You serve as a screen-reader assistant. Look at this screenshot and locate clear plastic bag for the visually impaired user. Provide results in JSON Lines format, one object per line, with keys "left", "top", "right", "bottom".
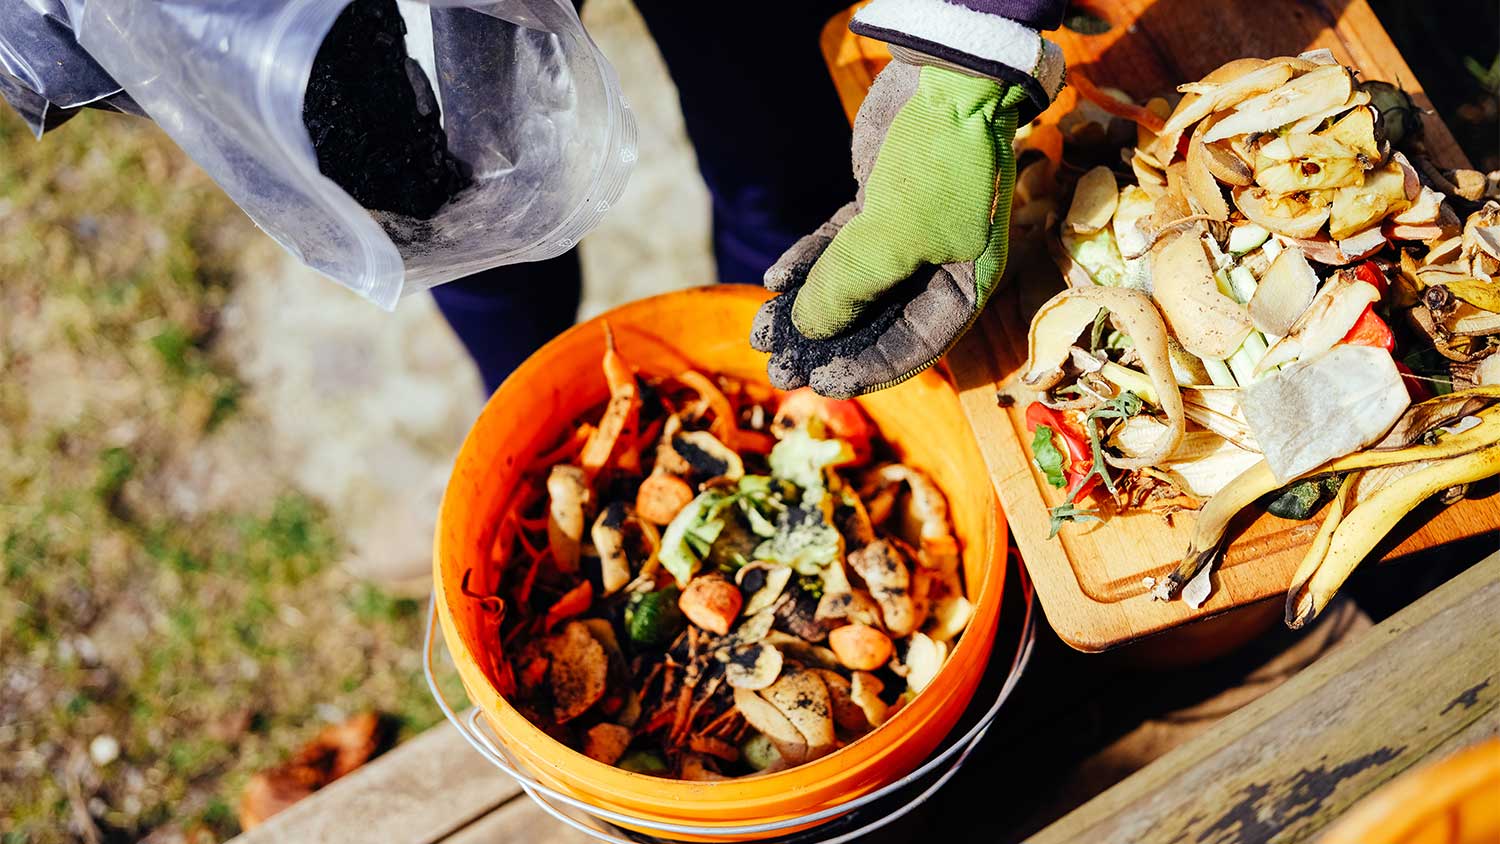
{"left": 73, "top": 0, "right": 637, "bottom": 309}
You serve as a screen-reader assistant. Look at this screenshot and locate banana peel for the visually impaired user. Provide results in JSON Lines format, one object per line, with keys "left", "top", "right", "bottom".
{"left": 1285, "top": 443, "right": 1500, "bottom": 627}
{"left": 1374, "top": 384, "right": 1500, "bottom": 448}
{"left": 1153, "top": 395, "right": 1500, "bottom": 602}
{"left": 1283, "top": 473, "right": 1352, "bottom": 618}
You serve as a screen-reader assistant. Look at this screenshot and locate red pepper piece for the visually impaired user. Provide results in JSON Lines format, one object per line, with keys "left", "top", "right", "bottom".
{"left": 1353, "top": 261, "right": 1388, "bottom": 297}
{"left": 1341, "top": 306, "right": 1395, "bottom": 352}
{"left": 543, "top": 580, "right": 593, "bottom": 632}
{"left": 1024, "top": 402, "right": 1099, "bottom": 498}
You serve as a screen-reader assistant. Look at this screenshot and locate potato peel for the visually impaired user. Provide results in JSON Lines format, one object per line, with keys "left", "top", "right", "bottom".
{"left": 1185, "top": 122, "right": 1231, "bottom": 221}
{"left": 547, "top": 621, "right": 609, "bottom": 724}
{"left": 1066, "top": 166, "right": 1121, "bottom": 234}
{"left": 1202, "top": 140, "right": 1254, "bottom": 187}
{"left": 1023, "top": 286, "right": 1186, "bottom": 468}
{"left": 1151, "top": 232, "right": 1254, "bottom": 361}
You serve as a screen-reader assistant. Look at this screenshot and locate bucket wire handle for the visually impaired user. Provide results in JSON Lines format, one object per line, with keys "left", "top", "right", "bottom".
{"left": 424, "top": 563, "right": 1036, "bottom": 843}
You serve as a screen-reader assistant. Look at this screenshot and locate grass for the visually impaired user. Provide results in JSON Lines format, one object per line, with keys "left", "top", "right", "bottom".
{"left": 0, "top": 108, "right": 456, "bottom": 843}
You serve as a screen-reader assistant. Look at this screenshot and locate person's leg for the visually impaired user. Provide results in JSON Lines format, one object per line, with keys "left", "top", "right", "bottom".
{"left": 630, "top": 1, "right": 857, "bottom": 285}
{"left": 428, "top": 0, "right": 588, "bottom": 395}
{"left": 430, "top": 252, "right": 583, "bottom": 395}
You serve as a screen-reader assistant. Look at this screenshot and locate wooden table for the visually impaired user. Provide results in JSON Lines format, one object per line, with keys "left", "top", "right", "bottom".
{"left": 1024, "top": 550, "right": 1500, "bottom": 844}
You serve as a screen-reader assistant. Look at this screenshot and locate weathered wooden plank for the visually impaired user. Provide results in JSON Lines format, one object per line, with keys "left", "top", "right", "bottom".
{"left": 441, "top": 794, "right": 600, "bottom": 844}
{"left": 1025, "top": 551, "right": 1500, "bottom": 844}
{"left": 230, "top": 719, "right": 521, "bottom": 844}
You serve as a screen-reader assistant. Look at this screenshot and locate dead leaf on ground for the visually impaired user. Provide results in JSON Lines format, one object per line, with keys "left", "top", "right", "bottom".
{"left": 238, "top": 711, "right": 387, "bottom": 830}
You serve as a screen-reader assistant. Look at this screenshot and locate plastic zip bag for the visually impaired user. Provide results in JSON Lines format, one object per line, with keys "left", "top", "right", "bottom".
{"left": 70, "top": 0, "right": 636, "bottom": 309}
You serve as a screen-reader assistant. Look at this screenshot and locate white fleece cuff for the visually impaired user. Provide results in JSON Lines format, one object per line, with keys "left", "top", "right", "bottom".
{"left": 853, "top": 0, "right": 1065, "bottom": 103}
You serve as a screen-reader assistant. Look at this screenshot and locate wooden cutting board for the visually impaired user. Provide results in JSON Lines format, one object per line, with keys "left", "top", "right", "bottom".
{"left": 945, "top": 0, "right": 1500, "bottom": 652}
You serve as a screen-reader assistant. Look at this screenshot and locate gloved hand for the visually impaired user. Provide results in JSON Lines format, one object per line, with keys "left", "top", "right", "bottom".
{"left": 751, "top": 0, "right": 1066, "bottom": 398}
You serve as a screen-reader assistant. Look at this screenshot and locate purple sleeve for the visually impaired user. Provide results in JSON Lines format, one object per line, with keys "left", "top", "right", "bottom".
{"left": 947, "top": 0, "right": 1069, "bottom": 31}
{"left": 0, "top": 0, "right": 142, "bottom": 136}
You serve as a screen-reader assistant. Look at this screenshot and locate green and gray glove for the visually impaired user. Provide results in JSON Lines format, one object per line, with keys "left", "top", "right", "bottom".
{"left": 750, "top": 0, "right": 1066, "bottom": 398}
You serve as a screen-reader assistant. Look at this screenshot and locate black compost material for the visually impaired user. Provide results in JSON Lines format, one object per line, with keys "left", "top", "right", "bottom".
{"left": 763, "top": 270, "right": 931, "bottom": 389}
{"left": 303, "top": 0, "right": 469, "bottom": 219}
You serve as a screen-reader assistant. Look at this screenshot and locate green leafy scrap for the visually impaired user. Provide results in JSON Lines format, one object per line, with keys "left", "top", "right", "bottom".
{"left": 1077, "top": 391, "right": 1146, "bottom": 496}
{"left": 753, "top": 499, "right": 842, "bottom": 576}
{"left": 659, "top": 490, "right": 730, "bottom": 586}
{"left": 1089, "top": 307, "right": 1110, "bottom": 351}
{"left": 1047, "top": 502, "right": 1102, "bottom": 538}
{"left": 769, "top": 427, "right": 852, "bottom": 494}
{"left": 1030, "top": 425, "right": 1069, "bottom": 489}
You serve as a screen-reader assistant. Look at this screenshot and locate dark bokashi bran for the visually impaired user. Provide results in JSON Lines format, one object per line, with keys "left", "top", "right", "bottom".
{"left": 671, "top": 437, "right": 730, "bottom": 479}
{"left": 303, "top": 0, "right": 470, "bottom": 219}
{"left": 760, "top": 270, "right": 932, "bottom": 388}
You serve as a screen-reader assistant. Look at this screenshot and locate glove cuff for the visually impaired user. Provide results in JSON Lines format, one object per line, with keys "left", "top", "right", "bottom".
{"left": 850, "top": 0, "right": 1065, "bottom": 118}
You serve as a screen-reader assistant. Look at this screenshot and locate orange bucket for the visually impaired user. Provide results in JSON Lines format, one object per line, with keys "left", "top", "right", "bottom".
{"left": 433, "top": 286, "right": 1009, "bottom": 839}
{"left": 1317, "top": 739, "right": 1500, "bottom": 844}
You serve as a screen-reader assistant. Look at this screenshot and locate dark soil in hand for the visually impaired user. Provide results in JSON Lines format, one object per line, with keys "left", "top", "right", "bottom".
{"left": 762, "top": 269, "right": 931, "bottom": 384}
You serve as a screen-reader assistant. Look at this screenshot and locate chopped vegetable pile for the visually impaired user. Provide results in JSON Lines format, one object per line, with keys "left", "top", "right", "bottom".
{"left": 1014, "top": 51, "right": 1500, "bottom": 624}
{"left": 463, "top": 329, "right": 972, "bottom": 779}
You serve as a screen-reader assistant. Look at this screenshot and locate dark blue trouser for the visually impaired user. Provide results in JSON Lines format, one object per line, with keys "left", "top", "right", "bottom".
{"left": 433, "top": 1, "right": 856, "bottom": 393}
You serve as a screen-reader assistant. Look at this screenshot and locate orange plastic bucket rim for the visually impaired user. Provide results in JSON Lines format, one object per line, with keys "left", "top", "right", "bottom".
{"left": 434, "top": 286, "right": 1008, "bottom": 834}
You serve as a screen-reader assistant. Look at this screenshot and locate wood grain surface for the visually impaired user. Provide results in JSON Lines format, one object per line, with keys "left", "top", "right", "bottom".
{"left": 230, "top": 718, "right": 521, "bottom": 844}
{"left": 1024, "top": 551, "right": 1500, "bottom": 844}
{"left": 946, "top": 0, "right": 1499, "bottom": 652}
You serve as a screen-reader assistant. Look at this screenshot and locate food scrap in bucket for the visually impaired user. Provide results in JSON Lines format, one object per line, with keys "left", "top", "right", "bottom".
{"left": 463, "top": 330, "right": 972, "bottom": 779}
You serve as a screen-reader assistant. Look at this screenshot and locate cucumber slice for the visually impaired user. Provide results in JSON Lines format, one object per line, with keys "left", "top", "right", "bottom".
{"left": 625, "top": 587, "right": 683, "bottom": 647}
